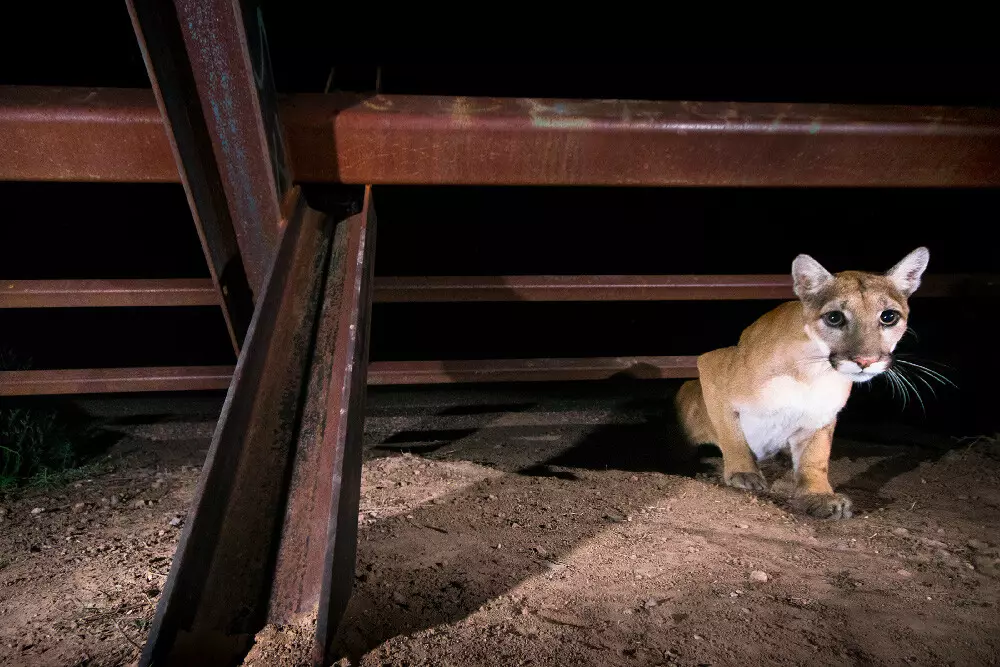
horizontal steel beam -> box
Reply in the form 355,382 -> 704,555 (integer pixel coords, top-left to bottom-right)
4,86 -> 1000,186
371,273 -> 1000,302
0,86 -> 179,182
0,279 -> 218,308
366,357 -> 698,384
3,274 -> 992,310
0,366 -> 234,395
0,357 -> 697,395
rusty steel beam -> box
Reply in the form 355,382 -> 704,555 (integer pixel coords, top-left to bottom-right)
128,0 -> 290,296
0,366 -> 234,395
0,279 -> 218,308
0,274 -> 986,311
285,94 -> 1000,186
138,188 -> 376,667
5,87 -> 1000,186
0,86 -> 177,183
372,273 -> 1000,302
367,357 -> 699,385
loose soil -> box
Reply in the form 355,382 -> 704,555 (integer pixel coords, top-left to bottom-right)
1,385 -> 998,666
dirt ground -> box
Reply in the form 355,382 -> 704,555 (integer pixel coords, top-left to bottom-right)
1,383 -> 999,666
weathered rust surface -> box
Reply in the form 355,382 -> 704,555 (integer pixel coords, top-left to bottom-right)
0,279 -> 218,308
168,0 -> 288,290
367,357 -> 700,384
137,184 -> 376,665
138,190 -> 334,666
6,87 -> 1000,187
284,94 -> 1000,186
127,0 -> 257,351
372,273 -> 1000,302
263,188 -> 376,666
0,86 -> 176,182
0,366 -> 234,395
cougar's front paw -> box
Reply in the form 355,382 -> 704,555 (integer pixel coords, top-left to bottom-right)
725,471 -> 768,493
794,492 -> 853,520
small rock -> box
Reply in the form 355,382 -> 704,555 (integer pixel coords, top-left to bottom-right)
134,500 -> 147,509
487,495 -> 497,501
168,516 -> 183,527
644,598 -> 658,608
749,570 -> 769,583
892,527 -> 909,536
897,569 -> 912,577
693,634 -> 703,641
392,592 -> 407,606
968,539 -> 991,551
72,503 -> 86,513
629,476 -> 639,482
110,496 -> 119,507
736,523 -> 749,530
533,546 -> 548,557
30,507 -> 45,515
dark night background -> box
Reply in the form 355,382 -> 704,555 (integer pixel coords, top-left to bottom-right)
2,4 -> 999,436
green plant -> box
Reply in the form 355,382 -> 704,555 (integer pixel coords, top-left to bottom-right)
0,348 -> 84,487
1,406 -> 77,486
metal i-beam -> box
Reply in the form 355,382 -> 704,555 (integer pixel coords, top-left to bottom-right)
138,187 -> 376,666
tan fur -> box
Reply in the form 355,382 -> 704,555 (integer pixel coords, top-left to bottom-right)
675,249 -> 929,519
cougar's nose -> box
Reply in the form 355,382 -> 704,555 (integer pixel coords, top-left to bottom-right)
853,355 -> 880,369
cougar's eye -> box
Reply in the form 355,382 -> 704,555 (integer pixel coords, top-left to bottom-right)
822,311 -> 845,327
880,309 -> 901,326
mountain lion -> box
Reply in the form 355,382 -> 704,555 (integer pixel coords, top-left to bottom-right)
676,248 -> 930,519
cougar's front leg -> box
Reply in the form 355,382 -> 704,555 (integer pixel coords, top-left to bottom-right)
698,375 -> 767,493
790,422 -> 852,519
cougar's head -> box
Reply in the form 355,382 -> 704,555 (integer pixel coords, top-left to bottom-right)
792,247 -> 929,382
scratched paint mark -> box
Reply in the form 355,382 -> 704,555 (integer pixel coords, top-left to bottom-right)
531,117 -> 593,129
526,99 -> 593,130
363,96 -> 394,111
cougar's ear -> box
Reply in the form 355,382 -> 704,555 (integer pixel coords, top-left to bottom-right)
792,254 -> 834,300
886,247 -> 930,298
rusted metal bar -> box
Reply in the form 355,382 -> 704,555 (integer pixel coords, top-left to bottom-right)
128,0 -> 290,297
0,366 -> 234,395
0,279 -> 218,308
138,187 -> 375,666
126,2 -> 254,353
0,357 -> 687,397
372,273 -> 1000,302
285,94 -> 1000,186
0,86 -> 177,183
0,274 -> 986,310
367,357 -> 699,385
5,87 -> 1000,187
274,187 -> 377,665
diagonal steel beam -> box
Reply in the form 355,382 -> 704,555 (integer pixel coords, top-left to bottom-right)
127,0 -> 292,352
138,186 -> 376,667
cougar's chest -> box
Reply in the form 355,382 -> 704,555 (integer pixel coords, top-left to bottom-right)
736,373 -> 850,461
